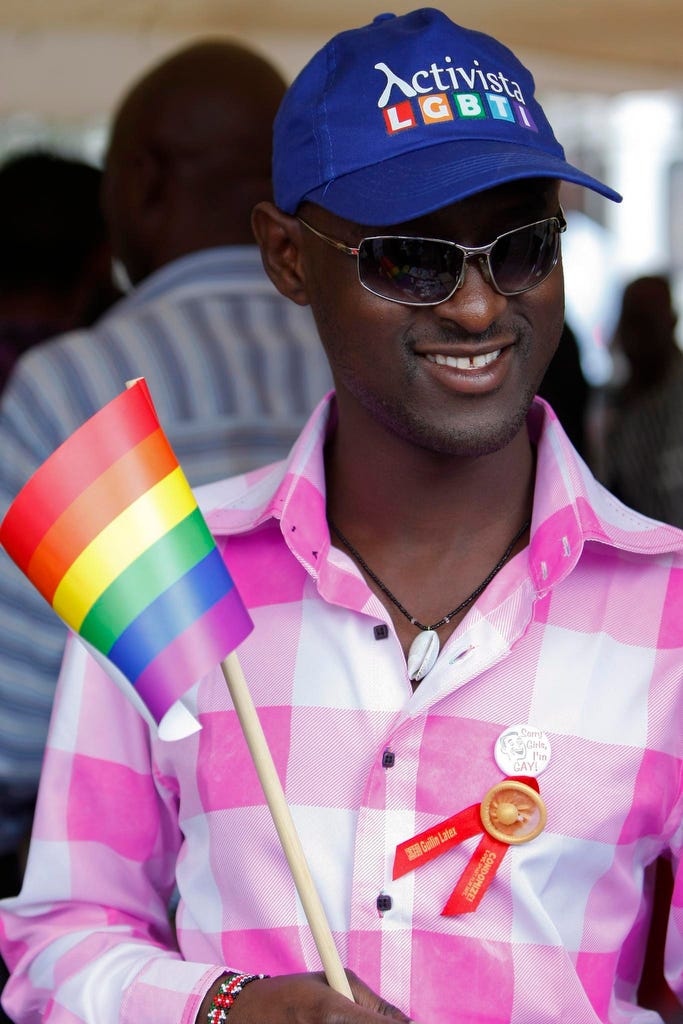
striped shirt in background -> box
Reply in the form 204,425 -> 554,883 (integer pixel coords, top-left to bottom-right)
0,245 -> 333,854
0,396 -> 681,1024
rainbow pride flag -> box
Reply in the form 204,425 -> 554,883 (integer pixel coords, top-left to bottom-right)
0,379 -> 253,736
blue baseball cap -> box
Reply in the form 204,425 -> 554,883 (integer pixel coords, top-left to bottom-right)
273,8 -> 621,224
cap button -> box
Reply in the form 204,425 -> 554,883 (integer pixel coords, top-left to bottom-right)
373,12 -> 397,22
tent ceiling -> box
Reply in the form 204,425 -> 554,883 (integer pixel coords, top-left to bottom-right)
3,0 -> 682,75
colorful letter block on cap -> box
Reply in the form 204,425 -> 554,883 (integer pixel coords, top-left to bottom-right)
0,378 -> 253,737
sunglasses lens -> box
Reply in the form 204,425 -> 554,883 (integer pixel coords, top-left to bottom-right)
489,219 -> 561,295
358,237 -> 463,305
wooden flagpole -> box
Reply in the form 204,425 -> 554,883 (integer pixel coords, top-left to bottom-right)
221,651 -> 353,1000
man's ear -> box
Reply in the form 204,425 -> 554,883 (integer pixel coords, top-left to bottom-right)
251,202 -> 309,306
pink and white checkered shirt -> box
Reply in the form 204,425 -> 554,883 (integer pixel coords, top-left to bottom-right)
1,395 -> 682,1024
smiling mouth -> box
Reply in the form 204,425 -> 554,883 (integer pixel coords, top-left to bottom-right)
425,349 -> 502,370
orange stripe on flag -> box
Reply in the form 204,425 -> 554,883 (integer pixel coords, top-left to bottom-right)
26,429 -> 179,604
52,466 -> 197,629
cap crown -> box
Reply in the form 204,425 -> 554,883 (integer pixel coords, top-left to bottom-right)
273,8 -> 620,221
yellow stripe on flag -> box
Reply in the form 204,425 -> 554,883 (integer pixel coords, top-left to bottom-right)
52,467 -> 197,629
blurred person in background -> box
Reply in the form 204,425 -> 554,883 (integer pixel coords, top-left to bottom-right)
0,38 -> 332,905
602,274 -> 683,527
0,146 -> 120,1024
0,150 -> 120,392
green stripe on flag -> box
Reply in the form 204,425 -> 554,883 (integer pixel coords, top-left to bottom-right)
79,508 -> 217,653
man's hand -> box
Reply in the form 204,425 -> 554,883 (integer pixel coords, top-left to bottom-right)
199,971 -> 415,1024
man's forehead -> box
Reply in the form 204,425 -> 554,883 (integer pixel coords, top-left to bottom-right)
416,178 -> 560,231
314,178 -> 560,238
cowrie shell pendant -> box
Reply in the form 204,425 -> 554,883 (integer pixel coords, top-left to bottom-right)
407,629 -> 440,681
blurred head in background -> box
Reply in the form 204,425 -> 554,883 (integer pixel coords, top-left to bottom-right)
611,274 -> 680,399
102,39 -> 287,286
0,150 -> 120,391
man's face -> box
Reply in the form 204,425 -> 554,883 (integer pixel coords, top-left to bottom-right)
297,179 -> 565,459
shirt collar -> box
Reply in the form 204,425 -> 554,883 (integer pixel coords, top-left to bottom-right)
528,398 -> 683,590
204,394 -> 683,594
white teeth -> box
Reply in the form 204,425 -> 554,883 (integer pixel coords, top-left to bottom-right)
426,349 -> 502,370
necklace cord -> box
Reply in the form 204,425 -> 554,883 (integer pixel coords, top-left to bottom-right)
328,516 -> 531,632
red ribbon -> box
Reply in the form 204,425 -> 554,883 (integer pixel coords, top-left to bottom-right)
392,776 -> 539,915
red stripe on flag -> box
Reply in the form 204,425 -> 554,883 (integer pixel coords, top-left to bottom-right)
27,429 -> 179,604
0,383 -> 159,573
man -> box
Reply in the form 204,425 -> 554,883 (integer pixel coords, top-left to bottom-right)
0,146 -> 121,927
1,10 -> 681,1024
0,40 -> 333,881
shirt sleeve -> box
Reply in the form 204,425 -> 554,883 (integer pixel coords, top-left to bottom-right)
0,633 -> 226,1024
0,354 -> 81,854
666,809 -> 683,1001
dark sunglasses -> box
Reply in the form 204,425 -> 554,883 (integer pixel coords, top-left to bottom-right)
297,210 -> 566,305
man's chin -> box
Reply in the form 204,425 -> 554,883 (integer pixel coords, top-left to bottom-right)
389,401 -> 534,460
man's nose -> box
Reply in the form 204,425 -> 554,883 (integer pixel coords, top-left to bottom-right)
435,256 -> 508,333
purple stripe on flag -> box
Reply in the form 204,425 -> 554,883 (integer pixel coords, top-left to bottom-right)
108,548 -> 235,680
134,587 -> 253,723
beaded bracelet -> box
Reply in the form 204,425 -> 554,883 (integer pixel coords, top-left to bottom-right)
206,972 -> 268,1024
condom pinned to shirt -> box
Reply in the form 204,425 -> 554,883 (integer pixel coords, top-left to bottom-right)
0,377 -> 253,741
393,775 -> 547,914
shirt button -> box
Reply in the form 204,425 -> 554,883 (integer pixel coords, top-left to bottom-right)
376,893 -> 392,913
374,624 -> 389,640
382,749 -> 395,768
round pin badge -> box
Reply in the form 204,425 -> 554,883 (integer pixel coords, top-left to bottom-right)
480,780 -> 547,845
494,724 -> 551,778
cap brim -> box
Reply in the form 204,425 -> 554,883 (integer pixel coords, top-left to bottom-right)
302,139 -> 622,225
